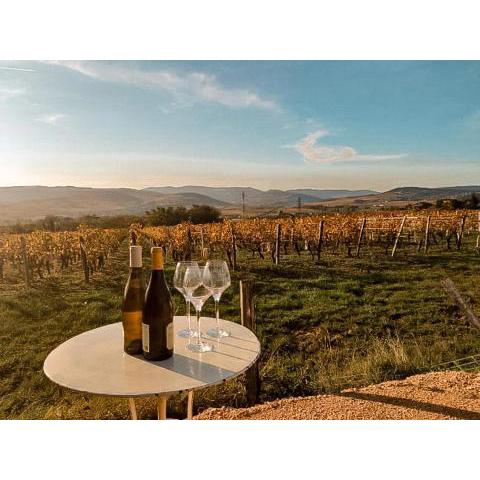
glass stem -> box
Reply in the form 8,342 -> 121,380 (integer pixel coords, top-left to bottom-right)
186,299 -> 191,330
196,309 -> 201,343
215,299 -> 220,332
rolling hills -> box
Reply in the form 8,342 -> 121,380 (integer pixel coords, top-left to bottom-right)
305,185 -> 480,208
144,186 -> 377,206
0,184 -> 479,223
0,186 -> 229,223
0,185 -> 377,223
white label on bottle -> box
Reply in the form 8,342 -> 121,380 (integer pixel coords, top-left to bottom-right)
167,322 -> 173,350
142,323 -> 150,353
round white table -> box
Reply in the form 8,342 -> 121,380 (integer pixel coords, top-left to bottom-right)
43,316 -> 261,419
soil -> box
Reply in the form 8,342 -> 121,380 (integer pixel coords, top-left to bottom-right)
195,371 -> 480,420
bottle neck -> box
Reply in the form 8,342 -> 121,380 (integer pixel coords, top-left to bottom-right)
148,269 -> 167,288
130,266 -> 142,274
151,262 -> 164,271
150,268 -> 165,276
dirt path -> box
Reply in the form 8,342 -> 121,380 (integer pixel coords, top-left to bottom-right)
195,371 -> 480,420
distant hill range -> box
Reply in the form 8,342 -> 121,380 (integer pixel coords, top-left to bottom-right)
306,185 -> 480,208
144,186 -> 376,206
0,184 -> 479,223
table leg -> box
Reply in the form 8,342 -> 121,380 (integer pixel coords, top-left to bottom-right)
157,395 -> 167,420
128,398 -> 138,420
187,391 -> 194,420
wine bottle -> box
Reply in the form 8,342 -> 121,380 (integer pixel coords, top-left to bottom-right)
122,245 -> 144,355
142,247 -> 174,361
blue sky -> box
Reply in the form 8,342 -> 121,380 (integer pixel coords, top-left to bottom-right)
1,60 -> 479,191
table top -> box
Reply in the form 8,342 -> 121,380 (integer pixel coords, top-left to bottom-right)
43,316 -> 261,397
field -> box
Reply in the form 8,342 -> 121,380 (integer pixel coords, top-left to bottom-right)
1,231 -> 480,419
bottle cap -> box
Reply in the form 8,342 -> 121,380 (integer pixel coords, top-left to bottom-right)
151,247 -> 164,270
129,245 -> 143,268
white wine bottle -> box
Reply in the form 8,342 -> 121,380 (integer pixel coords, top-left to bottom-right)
122,245 -> 144,355
142,247 -> 174,361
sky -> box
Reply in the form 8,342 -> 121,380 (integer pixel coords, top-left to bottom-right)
1,60 -> 480,191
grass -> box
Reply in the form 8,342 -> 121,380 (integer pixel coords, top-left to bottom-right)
1,239 -> 480,419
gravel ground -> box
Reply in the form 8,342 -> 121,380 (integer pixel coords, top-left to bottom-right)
195,371 -> 480,420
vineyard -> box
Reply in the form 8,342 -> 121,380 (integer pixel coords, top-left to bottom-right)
132,209 -> 480,269
1,209 -> 479,287
0,227 -> 125,286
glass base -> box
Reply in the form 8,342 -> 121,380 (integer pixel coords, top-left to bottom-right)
207,327 -> 231,338
177,328 -> 199,338
186,341 -> 213,353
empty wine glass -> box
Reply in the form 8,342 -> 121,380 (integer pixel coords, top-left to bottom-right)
173,261 -> 199,338
203,260 -> 231,338
185,266 -> 213,353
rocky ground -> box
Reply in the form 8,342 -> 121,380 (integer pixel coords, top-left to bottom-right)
195,371 -> 480,420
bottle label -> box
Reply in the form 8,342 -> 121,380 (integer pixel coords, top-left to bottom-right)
167,322 -> 173,350
142,323 -> 150,353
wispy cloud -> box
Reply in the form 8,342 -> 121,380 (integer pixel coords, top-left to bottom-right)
0,87 -> 25,102
44,61 -> 278,111
291,130 -> 406,164
0,66 -> 36,72
36,113 -> 69,126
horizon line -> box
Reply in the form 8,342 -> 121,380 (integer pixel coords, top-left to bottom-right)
1,183 -> 480,193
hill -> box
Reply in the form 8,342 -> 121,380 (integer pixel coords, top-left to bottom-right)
145,185 -> 378,207
1,184 -> 479,223
0,186 -> 229,223
0,185 -> 379,223
305,185 -> 480,208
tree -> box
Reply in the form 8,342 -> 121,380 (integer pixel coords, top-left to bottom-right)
42,215 -> 58,232
145,206 -> 188,226
145,205 -> 221,226
188,205 -> 221,224
467,193 -> 480,209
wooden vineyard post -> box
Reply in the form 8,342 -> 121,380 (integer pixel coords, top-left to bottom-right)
441,278 -> 480,330
316,220 -> 324,261
20,236 -> 31,287
356,218 -> 366,257
240,280 -> 260,406
186,228 -> 193,260
230,224 -> 237,270
130,230 -> 137,246
391,216 -> 406,257
79,236 -> 90,284
476,212 -> 480,252
456,215 -> 466,250
200,227 -> 205,260
423,215 -> 431,254
274,223 -> 282,265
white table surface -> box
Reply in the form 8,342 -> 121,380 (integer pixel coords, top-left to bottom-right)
43,316 -> 261,398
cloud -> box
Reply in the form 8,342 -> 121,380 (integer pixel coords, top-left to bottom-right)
0,87 -> 25,102
0,66 -> 36,72
44,61 -> 278,111
292,130 -> 406,164
36,113 -> 69,126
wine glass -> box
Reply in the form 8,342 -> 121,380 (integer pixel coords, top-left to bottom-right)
203,260 -> 231,338
185,266 -> 213,353
173,261 -> 199,338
